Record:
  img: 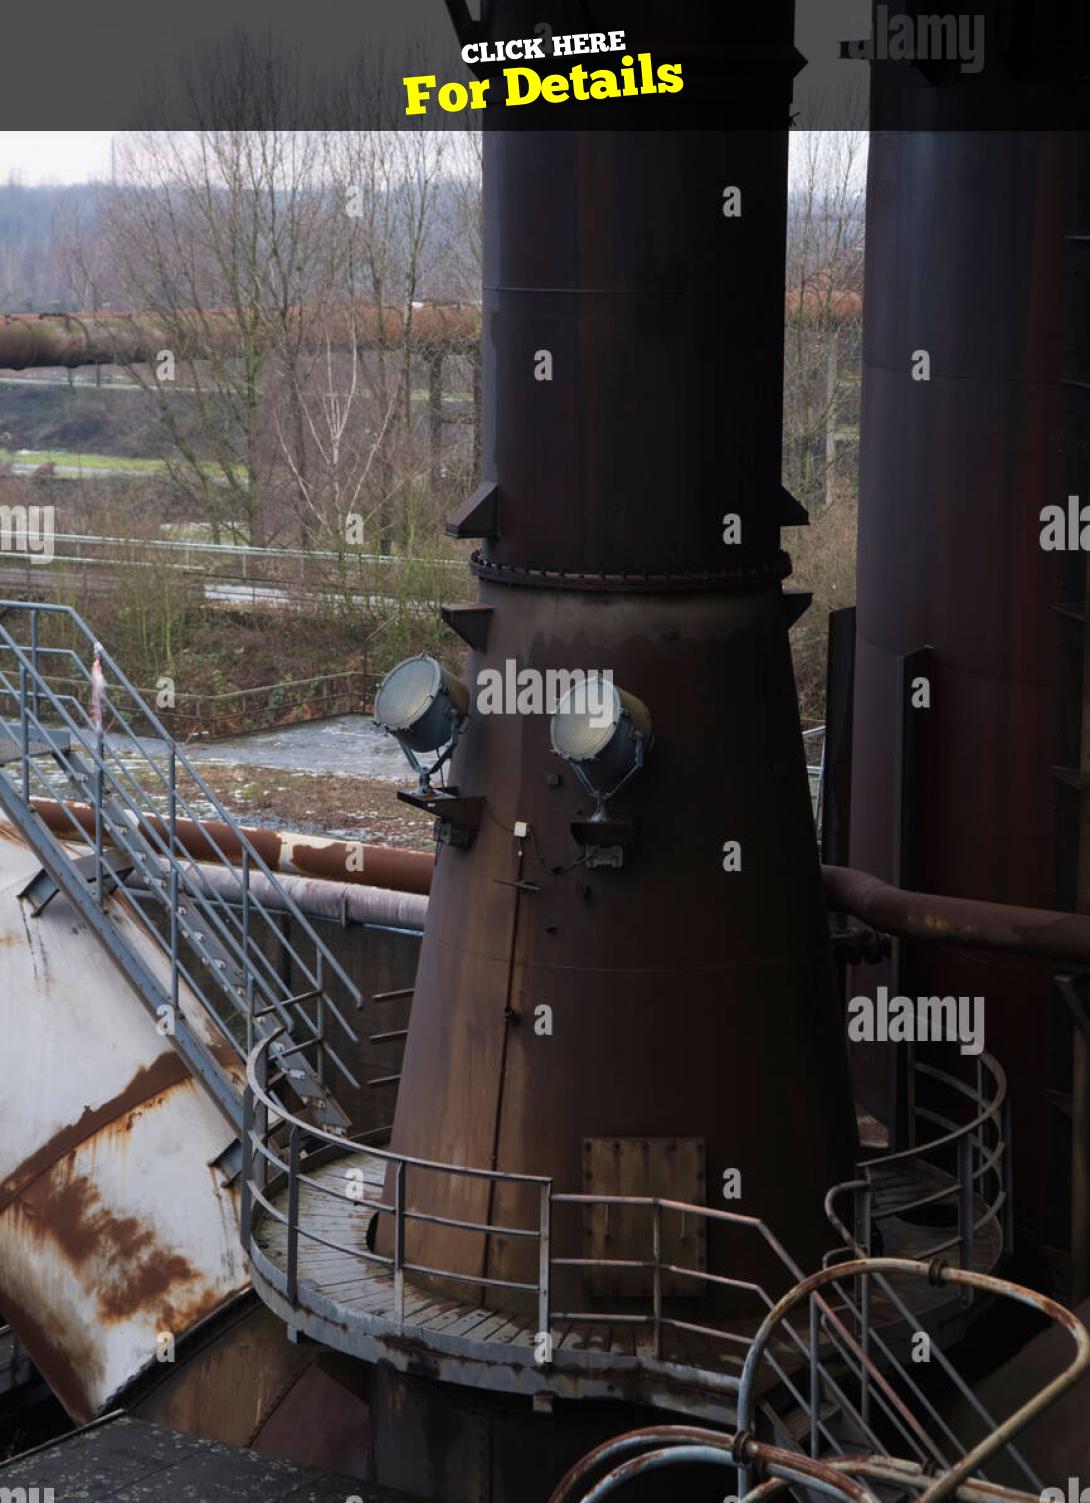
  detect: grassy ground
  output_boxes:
[0,447,168,473]
[194,763,435,849]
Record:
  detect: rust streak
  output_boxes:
[20,1168,216,1326]
[0,1052,190,1215]
[0,1281,102,1422]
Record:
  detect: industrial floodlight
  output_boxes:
[373,654,469,794]
[549,676,652,812]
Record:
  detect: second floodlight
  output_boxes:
[549,676,653,813]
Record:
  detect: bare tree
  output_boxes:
[783,130,866,516]
[71,127,327,546]
[270,129,452,558]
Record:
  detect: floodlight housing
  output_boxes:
[373,654,469,791]
[549,676,652,807]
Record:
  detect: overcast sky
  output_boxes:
[0,132,116,185]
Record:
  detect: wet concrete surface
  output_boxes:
[0,1414,413,1500]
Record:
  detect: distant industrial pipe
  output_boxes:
[0,288,856,372]
[823,864,1090,966]
[0,302,481,370]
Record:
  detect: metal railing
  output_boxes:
[548,1421,1083,1503]
[834,1052,1012,1282]
[242,1029,1080,1493]
[0,600,362,1127]
[41,666,378,740]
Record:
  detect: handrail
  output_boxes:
[736,1259,1090,1503]
[549,1426,1050,1503]
[40,530,467,570]
[0,601,364,1124]
[1,610,362,996]
[243,1028,1086,1495]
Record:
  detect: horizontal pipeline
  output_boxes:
[31,799,434,896]
[125,862,427,932]
[0,301,480,369]
[823,864,1090,966]
[32,801,1090,961]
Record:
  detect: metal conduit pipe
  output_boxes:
[822,863,1090,966]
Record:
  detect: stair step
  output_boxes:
[19,847,134,916]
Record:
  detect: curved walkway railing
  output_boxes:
[836,1053,1011,1278]
[244,1030,1084,1490]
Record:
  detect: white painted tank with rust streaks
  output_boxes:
[0,821,249,1421]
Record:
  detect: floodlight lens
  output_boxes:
[550,680,620,761]
[374,656,440,732]
[373,655,468,755]
[549,678,652,799]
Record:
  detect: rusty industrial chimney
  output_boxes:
[386,5,858,1299]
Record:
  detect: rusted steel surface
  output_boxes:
[823,864,1090,964]
[31,797,435,894]
[850,130,1081,1243]
[0,823,249,1422]
[0,301,480,369]
[383,88,858,1313]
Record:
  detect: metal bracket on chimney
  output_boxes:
[777,487,810,527]
[782,590,813,626]
[397,787,484,849]
[441,603,493,651]
[447,481,499,539]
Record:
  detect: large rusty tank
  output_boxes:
[849,126,1088,1255]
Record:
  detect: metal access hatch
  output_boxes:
[582,1137,706,1297]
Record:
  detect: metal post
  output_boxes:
[29,609,39,729]
[394,1160,406,1329]
[241,847,252,1053]
[286,1124,300,1306]
[1002,1095,1015,1258]
[538,1180,552,1364]
[254,1045,269,1200]
[94,718,104,907]
[651,1200,663,1360]
[809,1293,820,1459]
[959,1135,975,1299]
[18,663,28,803]
[240,1086,253,1251]
[168,746,178,1018]
[861,1271,872,1428]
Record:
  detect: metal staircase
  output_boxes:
[0,599,362,1132]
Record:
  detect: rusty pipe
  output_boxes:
[0,290,852,373]
[546,1424,879,1503]
[0,302,480,370]
[30,798,435,895]
[823,863,1090,965]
